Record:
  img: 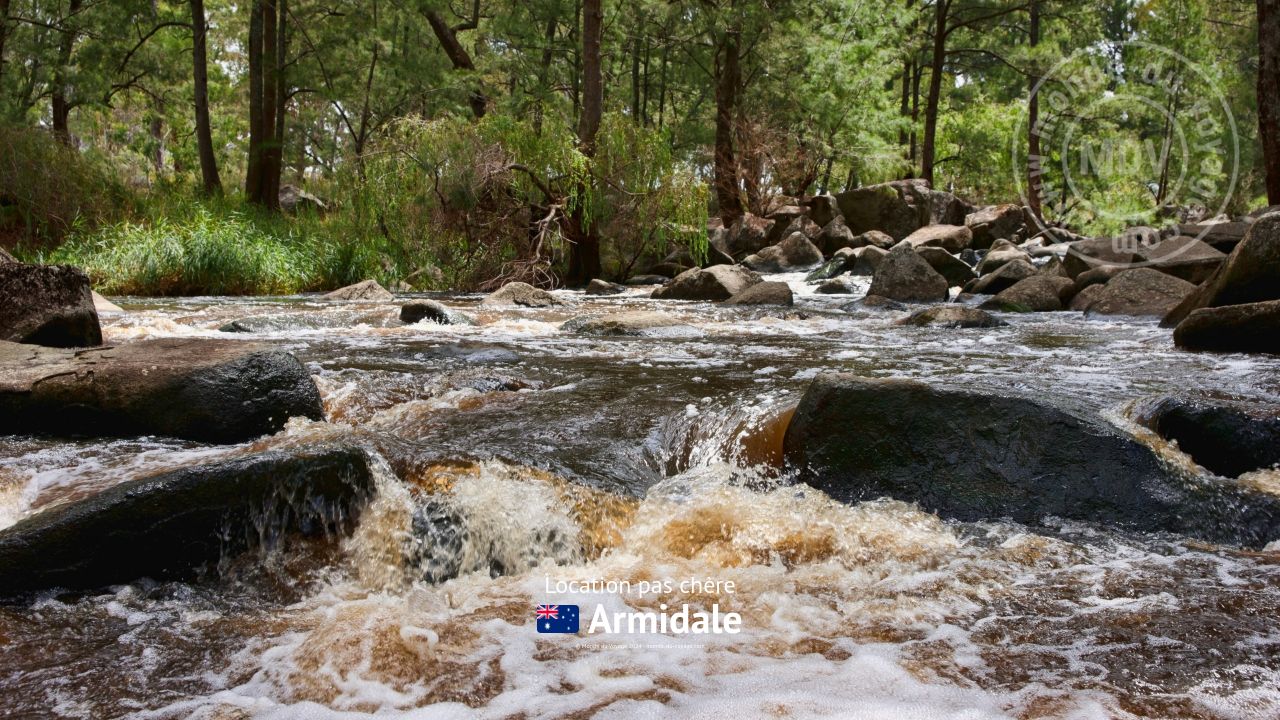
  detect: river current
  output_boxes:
[2,273,1279,719]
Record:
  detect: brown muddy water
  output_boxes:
[2,274,1280,719]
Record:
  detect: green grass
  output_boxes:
[45,199,392,296]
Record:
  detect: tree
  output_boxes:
[245,0,283,209]
[565,0,602,285]
[1261,0,1280,204]
[190,0,220,194]
[423,0,487,119]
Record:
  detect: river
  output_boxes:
[2,274,1279,719]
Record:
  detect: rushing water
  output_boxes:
[2,273,1280,719]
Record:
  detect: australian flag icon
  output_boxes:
[536,604,579,634]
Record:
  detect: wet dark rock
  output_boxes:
[1138,396,1280,478]
[584,279,628,296]
[0,338,325,443]
[967,258,1038,295]
[834,179,969,240]
[805,247,858,281]
[742,232,824,273]
[0,263,102,348]
[979,275,1074,312]
[400,299,475,325]
[645,262,692,279]
[324,279,394,301]
[782,373,1280,547]
[431,343,522,363]
[651,265,762,301]
[723,281,794,306]
[965,204,1025,249]
[867,244,949,303]
[1173,300,1280,354]
[1163,213,1280,327]
[842,295,907,312]
[1084,269,1196,318]
[916,247,977,287]
[0,445,374,600]
[898,306,1008,328]
[218,320,255,333]
[903,224,973,253]
[480,282,557,308]
[815,277,857,295]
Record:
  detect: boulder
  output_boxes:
[965,204,1026,249]
[851,230,896,250]
[782,374,1280,547]
[968,258,1038,295]
[723,281,794,306]
[834,179,969,240]
[850,246,889,276]
[742,232,824,272]
[1163,213,1280,327]
[806,247,858,281]
[766,215,823,246]
[1063,237,1140,278]
[867,244,949,302]
[0,338,325,443]
[980,275,1074,312]
[897,306,1008,328]
[652,265,762,301]
[91,291,122,313]
[585,279,628,296]
[842,295,908,312]
[1084,269,1196,318]
[218,320,255,333]
[325,279,394,301]
[721,213,776,259]
[903,224,973,253]
[976,239,1031,275]
[1138,396,1280,478]
[1071,266,1125,295]
[815,277,857,295]
[1175,221,1249,253]
[815,216,857,256]
[400,300,475,326]
[1173,300,1280,354]
[1069,284,1105,312]
[1135,236,1225,284]
[626,274,668,286]
[0,263,102,348]
[480,281,557,307]
[916,247,977,287]
[1037,256,1071,279]
[644,262,692,279]
[0,445,374,599]
[805,194,840,228]
[564,310,691,335]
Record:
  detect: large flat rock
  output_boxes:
[0,338,325,443]
[0,445,374,599]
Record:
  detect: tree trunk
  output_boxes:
[425,9,487,119]
[1026,0,1042,218]
[51,0,82,146]
[191,0,222,194]
[533,15,556,134]
[566,0,603,286]
[1260,0,1280,205]
[0,0,11,90]
[713,28,744,226]
[920,0,948,187]
[266,0,286,206]
[246,0,280,209]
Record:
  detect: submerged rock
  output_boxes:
[325,279,394,301]
[0,263,102,348]
[0,338,324,443]
[723,281,794,306]
[815,277,857,295]
[0,445,374,600]
[651,265,762,301]
[480,282,557,308]
[898,306,1008,328]
[782,373,1280,547]
[563,310,692,335]
[806,247,858,281]
[867,244,949,302]
[1138,396,1280,478]
[218,320,255,333]
[584,279,628,295]
[400,299,475,325]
